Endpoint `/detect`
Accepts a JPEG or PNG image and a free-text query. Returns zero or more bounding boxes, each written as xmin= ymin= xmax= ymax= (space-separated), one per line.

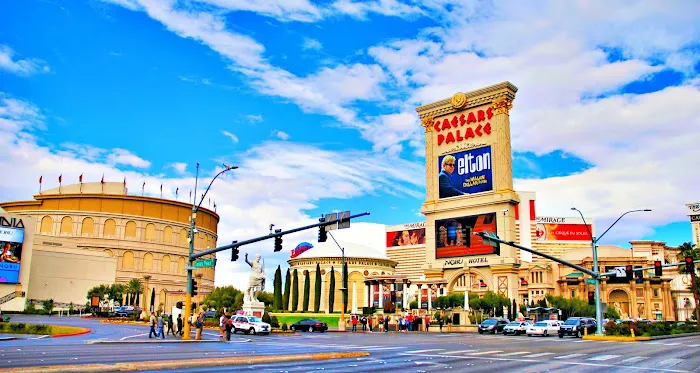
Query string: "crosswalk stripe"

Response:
xmin=657 ymin=358 xmax=684 ymax=367
xmin=572 ymin=340 xmax=591 ymax=343
xmin=412 ymin=349 xmax=445 ymax=353
xmin=470 ymin=350 xmax=503 ymax=356
xmin=588 ymin=355 xmax=621 ymax=361
xmin=663 ymin=343 xmax=681 ymax=346
xmin=500 ymin=351 xmax=530 ymax=356
xmin=439 ymin=350 xmax=478 ymax=355
xmin=621 ymin=356 xmax=649 ymax=364
xmin=554 ymin=353 xmax=585 ymax=359
xmin=528 ymin=352 xmax=554 ymax=358
xmin=688 ymin=344 xmax=700 ymax=347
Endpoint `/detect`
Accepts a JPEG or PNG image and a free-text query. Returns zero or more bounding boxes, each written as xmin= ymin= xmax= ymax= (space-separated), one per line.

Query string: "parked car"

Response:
xmin=231 ymin=315 xmax=270 ymax=335
xmin=114 ymin=306 xmax=136 ymax=317
xmin=526 ymin=320 xmax=561 ymax=337
xmin=203 ymin=310 xmax=216 ymax=318
xmin=559 ymin=317 xmax=596 ymax=338
xmin=290 ymin=319 xmax=329 ymax=333
xmin=503 ymin=321 xmax=532 ymax=335
xmin=478 ymin=318 xmax=510 ymax=334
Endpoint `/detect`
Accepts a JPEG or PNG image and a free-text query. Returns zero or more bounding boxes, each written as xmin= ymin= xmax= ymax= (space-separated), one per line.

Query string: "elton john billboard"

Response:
xmin=0 ymin=227 xmax=24 ymax=283
xmin=435 ymin=213 xmax=499 ymax=258
xmin=437 ymin=146 xmax=493 ymax=199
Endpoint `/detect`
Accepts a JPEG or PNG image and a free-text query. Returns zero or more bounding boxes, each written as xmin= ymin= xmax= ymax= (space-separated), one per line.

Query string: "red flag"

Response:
xmin=79 ymin=174 xmax=83 ymax=183
xmin=39 ymin=175 xmax=43 ymax=184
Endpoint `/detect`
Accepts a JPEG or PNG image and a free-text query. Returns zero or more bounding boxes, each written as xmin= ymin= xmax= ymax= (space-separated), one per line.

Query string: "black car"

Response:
xmin=114 ymin=306 xmax=137 ymax=317
xmin=478 ymin=318 xmax=509 ymax=334
xmin=203 ymin=310 xmax=216 ymax=318
xmin=559 ymin=317 xmax=596 ymax=338
xmin=290 ymin=319 xmax=328 ymax=332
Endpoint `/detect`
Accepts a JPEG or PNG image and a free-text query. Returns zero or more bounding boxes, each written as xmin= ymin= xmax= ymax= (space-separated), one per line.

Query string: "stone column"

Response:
xmin=490 ymin=96 xmax=514 ymax=191
xmin=352 ymin=282 xmax=358 ymax=314
xmin=464 ymin=290 xmax=470 ymax=310
xmin=369 ymin=282 xmax=375 ymax=308
xmin=428 ymin=286 xmax=433 ymax=310
xmin=630 ymin=281 xmax=639 ymax=319
xmin=417 ymin=285 xmax=422 ymax=309
xmin=378 ymin=282 xmax=384 ymax=308
xmin=644 ymin=279 xmax=652 ymax=320
xmin=364 ymin=282 xmax=369 ymax=309
xmin=421 ymin=117 xmax=436 ymax=201
xmin=143 ymin=275 xmax=151 ymax=312
xmin=403 ymin=282 xmax=409 ymax=310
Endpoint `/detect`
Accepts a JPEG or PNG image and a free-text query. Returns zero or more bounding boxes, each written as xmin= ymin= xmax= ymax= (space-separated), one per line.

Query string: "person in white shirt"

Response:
xmin=219 ymin=313 xmax=225 ymax=339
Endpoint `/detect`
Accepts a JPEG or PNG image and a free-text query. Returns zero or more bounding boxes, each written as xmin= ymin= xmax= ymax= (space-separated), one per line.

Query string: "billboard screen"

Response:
xmin=435 ymin=213 xmax=498 ymax=258
xmin=437 ymin=146 xmax=493 ymax=199
xmin=386 ymin=228 xmax=426 ymax=247
xmin=0 ymin=227 xmax=24 ymax=284
xmin=535 ymin=217 xmax=592 ymax=242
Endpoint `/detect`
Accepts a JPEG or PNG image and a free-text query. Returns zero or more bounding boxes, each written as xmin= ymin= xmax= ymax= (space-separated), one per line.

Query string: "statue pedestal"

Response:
xmin=242 ymin=300 xmax=265 ymax=318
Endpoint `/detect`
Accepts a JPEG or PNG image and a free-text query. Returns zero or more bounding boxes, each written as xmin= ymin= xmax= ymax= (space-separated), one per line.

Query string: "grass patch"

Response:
xmin=272 ymin=313 xmax=340 ymax=328
xmin=0 ymin=322 xmax=87 ymax=336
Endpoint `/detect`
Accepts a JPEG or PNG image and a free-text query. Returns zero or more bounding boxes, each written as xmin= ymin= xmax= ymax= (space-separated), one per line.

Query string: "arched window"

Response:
xmin=104 ymin=219 xmax=116 ymax=236
xmin=163 ymin=226 xmax=173 ymax=243
xmin=125 ymin=221 xmax=137 ymax=238
xmin=60 ymin=216 xmax=73 ymax=235
xmin=143 ymin=252 xmax=154 ymax=271
xmin=104 ymin=249 xmax=113 ymax=257
xmin=122 ymin=251 xmax=134 ymax=269
xmin=40 ymin=216 xmax=53 ymax=234
xmin=161 ymin=255 xmax=171 ymax=273
xmin=179 ymin=229 xmax=188 ymax=246
xmin=177 ymin=257 xmax=186 ymax=274
xmin=81 ymin=217 xmax=94 ymax=235
xmin=145 ymin=223 xmax=156 ymax=241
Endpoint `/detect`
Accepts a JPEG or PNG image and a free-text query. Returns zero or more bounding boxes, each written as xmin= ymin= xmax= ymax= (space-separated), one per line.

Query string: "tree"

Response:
xmin=512 ymin=299 xmax=518 ymax=318
xmin=291 ymin=269 xmax=299 ymax=312
xmin=126 ymin=278 xmax=143 ymax=306
xmin=303 ymin=270 xmax=310 ymax=312
xmin=42 ymin=298 xmax=54 ymax=315
xmin=314 ymin=264 xmax=321 ymax=313
xmin=283 ymin=269 xmax=291 ymax=311
xmin=273 ymin=265 xmax=282 ymax=310
xmin=677 ymin=242 xmax=700 ymax=272
xmin=329 ymin=266 xmax=336 ymax=312
xmin=109 ymin=283 xmax=126 ymax=304
xmin=201 ymin=286 xmax=244 ymax=313
xmin=507 ymin=299 xmax=513 ymax=320
xmin=342 ymin=262 xmax=349 ymax=313
xmin=86 ymin=284 xmax=111 ymax=303
xmin=257 ymin=291 xmax=274 ymax=307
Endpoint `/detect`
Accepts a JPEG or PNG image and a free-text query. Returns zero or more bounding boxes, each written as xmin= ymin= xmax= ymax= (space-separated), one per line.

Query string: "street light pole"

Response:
xmin=571 ymin=208 xmax=651 ymax=335
xmin=183 ymin=163 xmax=237 ymax=340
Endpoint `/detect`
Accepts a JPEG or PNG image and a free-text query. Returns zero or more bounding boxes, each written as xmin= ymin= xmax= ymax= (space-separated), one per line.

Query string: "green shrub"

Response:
xmin=281 ymin=322 xmax=288 ymax=331
xmin=270 ymin=316 xmax=280 ymax=328
xmin=262 ymin=311 xmax=271 ymax=324
xmin=604 ymin=320 xmax=620 ymax=336
xmin=10 ymin=323 xmax=25 ymax=332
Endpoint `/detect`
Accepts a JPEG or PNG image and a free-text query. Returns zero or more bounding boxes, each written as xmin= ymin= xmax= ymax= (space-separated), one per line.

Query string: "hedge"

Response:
xmin=0 ymin=322 xmax=85 ymax=335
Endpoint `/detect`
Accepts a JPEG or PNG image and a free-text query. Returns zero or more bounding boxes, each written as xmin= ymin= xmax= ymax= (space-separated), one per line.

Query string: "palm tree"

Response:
xmin=677 ymin=242 xmax=699 ymax=272
xmin=126 ymin=278 xmax=144 ymax=307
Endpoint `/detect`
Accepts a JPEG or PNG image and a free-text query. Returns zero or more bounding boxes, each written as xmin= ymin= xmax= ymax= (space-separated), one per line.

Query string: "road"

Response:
xmin=0 ymin=316 xmax=699 ymax=372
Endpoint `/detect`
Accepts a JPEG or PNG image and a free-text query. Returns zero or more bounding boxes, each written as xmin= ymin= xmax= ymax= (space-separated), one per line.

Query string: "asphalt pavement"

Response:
xmin=0 ymin=316 xmax=699 ymax=372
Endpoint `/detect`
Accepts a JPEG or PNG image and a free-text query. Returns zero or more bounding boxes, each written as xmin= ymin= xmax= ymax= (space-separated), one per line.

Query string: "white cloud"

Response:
xmin=275 ymin=131 xmax=289 ymax=140
xmin=331 ymin=0 xmax=424 ymax=20
xmin=301 ymin=37 xmax=322 ymax=51
xmin=168 ymin=162 xmax=187 ymax=174
xmin=106 ymin=148 xmax=151 ymax=168
xmin=246 ymin=114 xmax=263 ymax=123
xmin=222 ymin=130 xmax=239 ymax=143
xmin=0 ymin=45 xmax=50 ymax=76
xmin=194 ymin=0 xmax=323 ymax=22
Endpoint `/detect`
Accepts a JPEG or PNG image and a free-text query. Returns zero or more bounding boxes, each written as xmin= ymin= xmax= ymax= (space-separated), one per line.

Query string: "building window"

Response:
xmin=163 ymin=226 xmax=173 ymax=243
xmin=60 ymin=216 xmax=73 ymax=235
xmin=653 ymin=288 xmax=659 ymax=298
xmin=40 ymin=216 xmax=53 ymax=234
xmin=125 ymin=221 xmax=137 ymax=238
xmin=179 ymin=229 xmax=188 ymax=246
xmin=104 ymin=219 xmax=116 ymax=236
xmin=143 ymin=252 xmax=154 ymax=271
xmin=81 ymin=217 xmax=94 ymax=235
xmin=122 ymin=251 xmax=134 ymax=270
xmin=571 ymin=290 xmax=575 ymax=298
xmin=161 ymin=255 xmax=171 ymax=273
xmin=145 ymin=223 xmax=156 ymax=241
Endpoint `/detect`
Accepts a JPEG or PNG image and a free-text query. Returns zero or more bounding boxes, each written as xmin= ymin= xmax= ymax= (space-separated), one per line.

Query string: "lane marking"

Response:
xmin=663 ymin=343 xmax=681 ymax=346
xmin=588 ymin=355 xmax=621 ymax=361
xmin=620 ymin=356 xmax=649 ymax=364
xmin=656 ymin=359 xmax=684 ymax=367
xmin=500 ymin=352 xmax=530 ymax=356
xmin=527 ymin=352 xmax=554 ymax=358
xmin=411 ymin=349 xmax=445 ymax=353
xmin=554 ymin=353 xmax=586 ymax=359
xmin=368 ymin=347 xmax=402 ymax=351
xmin=120 ymin=333 xmax=148 ymax=341
xmin=438 ymin=350 xmax=478 ymax=355
xmin=470 ymin=350 xmax=503 ymax=356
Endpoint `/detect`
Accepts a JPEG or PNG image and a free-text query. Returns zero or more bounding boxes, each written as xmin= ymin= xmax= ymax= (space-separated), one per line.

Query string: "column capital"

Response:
xmin=421 ymin=116 xmax=434 ymax=132
xmin=491 ymin=96 xmax=513 ymax=115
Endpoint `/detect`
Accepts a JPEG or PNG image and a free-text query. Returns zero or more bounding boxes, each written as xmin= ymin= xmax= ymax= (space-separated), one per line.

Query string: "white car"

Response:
xmin=503 ymin=321 xmax=532 ymax=335
xmin=232 ymin=315 xmax=270 ymax=335
xmin=526 ymin=320 xmax=561 ymax=337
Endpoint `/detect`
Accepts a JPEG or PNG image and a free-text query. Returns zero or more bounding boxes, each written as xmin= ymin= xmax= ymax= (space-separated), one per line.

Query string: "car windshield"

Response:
xmin=506 ymin=322 xmax=520 ymax=326
xmin=534 ymin=322 xmax=547 ymax=327
xmin=483 ymin=319 xmax=497 ymax=325
xmin=564 ymin=319 xmax=580 ymax=325
xmin=248 ymin=317 xmax=262 ymax=322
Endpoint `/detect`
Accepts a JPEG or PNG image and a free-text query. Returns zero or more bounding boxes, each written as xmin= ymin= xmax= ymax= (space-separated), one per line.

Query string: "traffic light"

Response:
xmin=231 ymin=241 xmax=239 ymax=261
xmin=318 ymin=218 xmax=327 ymax=243
xmin=588 ymin=291 xmax=595 ymax=305
xmin=685 ymin=256 xmax=695 ymax=274
xmin=654 ymin=260 xmax=662 ymax=277
xmin=274 ymin=236 xmax=283 ymax=252
xmin=625 ymin=264 xmax=633 ymax=281
xmin=192 ymin=279 xmax=198 ymax=296
xmin=635 ymin=266 xmax=643 ymax=284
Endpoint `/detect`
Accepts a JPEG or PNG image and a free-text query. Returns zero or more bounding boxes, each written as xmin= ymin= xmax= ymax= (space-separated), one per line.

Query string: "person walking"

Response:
xmin=384 ymin=315 xmax=389 ymax=333
xmin=177 ymin=314 xmax=184 ymax=336
xmin=368 ymin=316 xmax=373 ymax=333
xmin=351 ymin=315 xmax=358 ymax=332
xmin=157 ymin=314 xmax=165 ymax=339
xmin=167 ymin=314 xmax=176 ymax=336
xmin=219 ymin=313 xmax=226 ymax=339
xmin=148 ymin=312 xmax=157 ymax=338
xmin=195 ymin=312 xmax=204 ymax=340
xmin=425 ymin=315 xmax=431 ymax=332
xmin=360 ymin=315 xmax=367 ymax=332
xmin=438 ymin=317 xmax=444 ymax=332
xmin=224 ymin=315 xmax=232 ymax=341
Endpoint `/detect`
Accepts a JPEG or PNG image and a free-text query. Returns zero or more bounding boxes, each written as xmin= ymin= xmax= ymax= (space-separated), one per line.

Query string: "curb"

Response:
xmin=53 ymin=328 xmax=91 ymax=338
xmin=583 ymin=335 xmax=650 ymax=342
xmin=0 ymin=336 xmax=18 ymax=341
xmin=87 ymin=339 xmax=224 ymax=344
xmin=648 ymin=332 xmax=700 ymax=340
xmin=3 ymin=351 xmax=371 ymax=372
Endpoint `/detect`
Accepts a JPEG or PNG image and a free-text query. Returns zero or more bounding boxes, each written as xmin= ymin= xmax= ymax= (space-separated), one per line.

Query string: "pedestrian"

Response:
xmin=351 ymin=315 xmax=358 ymax=332
xmin=384 ymin=315 xmax=389 ymax=333
xmin=177 ymin=314 xmax=184 ymax=336
xmin=398 ymin=316 xmax=403 ymax=332
xmin=219 ymin=312 xmax=226 ymax=339
xmin=406 ymin=313 xmax=413 ymax=332
xmin=425 ymin=315 xmax=431 ymax=332
xmin=438 ymin=317 xmax=444 ymax=332
xmin=195 ymin=312 xmax=204 ymax=340
xmin=360 ymin=315 xmax=367 ymax=332
xmin=167 ymin=314 xmax=176 ymax=336
xmin=225 ymin=315 xmax=233 ymax=341
xmin=368 ymin=316 xmax=373 ymax=333
xmin=157 ymin=314 xmax=165 ymax=339
xmin=149 ymin=312 xmax=157 ymax=338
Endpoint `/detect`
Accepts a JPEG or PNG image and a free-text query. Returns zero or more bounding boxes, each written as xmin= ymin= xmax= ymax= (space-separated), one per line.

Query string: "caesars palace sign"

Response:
xmin=432 ymin=106 xmax=494 ymax=146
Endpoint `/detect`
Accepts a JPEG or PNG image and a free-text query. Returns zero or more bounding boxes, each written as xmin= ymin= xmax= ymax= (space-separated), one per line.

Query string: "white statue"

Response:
xmin=245 ymin=253 xmax=265 ymax=303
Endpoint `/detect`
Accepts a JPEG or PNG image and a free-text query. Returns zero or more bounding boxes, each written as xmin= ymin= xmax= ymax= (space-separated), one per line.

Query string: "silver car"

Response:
xmin=503 ymin=321 xmax=532 ymax=335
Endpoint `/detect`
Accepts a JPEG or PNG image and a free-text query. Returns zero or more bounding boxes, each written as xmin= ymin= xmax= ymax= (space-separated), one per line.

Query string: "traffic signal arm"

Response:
xmin=599 ymin=259 xmax=700 ymax=278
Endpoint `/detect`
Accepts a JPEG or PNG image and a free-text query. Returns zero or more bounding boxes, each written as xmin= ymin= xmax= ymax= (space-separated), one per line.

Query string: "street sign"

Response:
xmin=324 ymin=213 xmax=338 ymax=231
xmin=193 ymin=258 xmax=216 ymax=268
xmin=585 ymin=278 xmax=596 ymax=285
xmin=614 ymin=266 xmax=626 ymax=278
xmin=338 ymin=211 xmax=350 ymax=229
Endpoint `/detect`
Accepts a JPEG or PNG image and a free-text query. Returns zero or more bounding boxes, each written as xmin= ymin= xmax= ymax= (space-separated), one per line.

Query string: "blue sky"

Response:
xmin=1 ymin=0 xmax=699 ymax=288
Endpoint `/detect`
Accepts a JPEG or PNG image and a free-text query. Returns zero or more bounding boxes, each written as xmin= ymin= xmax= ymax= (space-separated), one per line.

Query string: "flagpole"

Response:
xmin=39 ymin=176 xmax=42 ymax=195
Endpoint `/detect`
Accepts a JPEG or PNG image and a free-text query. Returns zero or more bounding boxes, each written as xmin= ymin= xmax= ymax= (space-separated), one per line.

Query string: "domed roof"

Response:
xmin=290 ymin=223 xmax=387 ymax=260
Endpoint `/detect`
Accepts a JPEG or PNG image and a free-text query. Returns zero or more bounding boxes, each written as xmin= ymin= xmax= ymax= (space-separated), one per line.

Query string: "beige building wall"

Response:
xmin=28 ymin=246 xmax=116 ymax=306
xmin=0 ymin=212 xmax=35 ymax=312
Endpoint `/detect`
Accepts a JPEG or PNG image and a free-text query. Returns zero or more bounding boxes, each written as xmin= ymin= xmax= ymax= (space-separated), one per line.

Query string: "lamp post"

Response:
xmin=571 ymin=207 xmax=651 ymax=335
xmin=183 ymin=163 xmax=237 ymax=340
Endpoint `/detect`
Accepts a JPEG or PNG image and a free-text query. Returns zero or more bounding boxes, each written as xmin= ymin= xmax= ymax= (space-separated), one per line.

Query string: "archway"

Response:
xmin=609 ymin=289 xmax=631 ymax=319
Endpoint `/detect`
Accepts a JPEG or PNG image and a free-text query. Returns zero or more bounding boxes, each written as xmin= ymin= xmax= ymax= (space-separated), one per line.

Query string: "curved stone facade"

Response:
xmin=0 ymin=182 xmax=219 ymax=310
